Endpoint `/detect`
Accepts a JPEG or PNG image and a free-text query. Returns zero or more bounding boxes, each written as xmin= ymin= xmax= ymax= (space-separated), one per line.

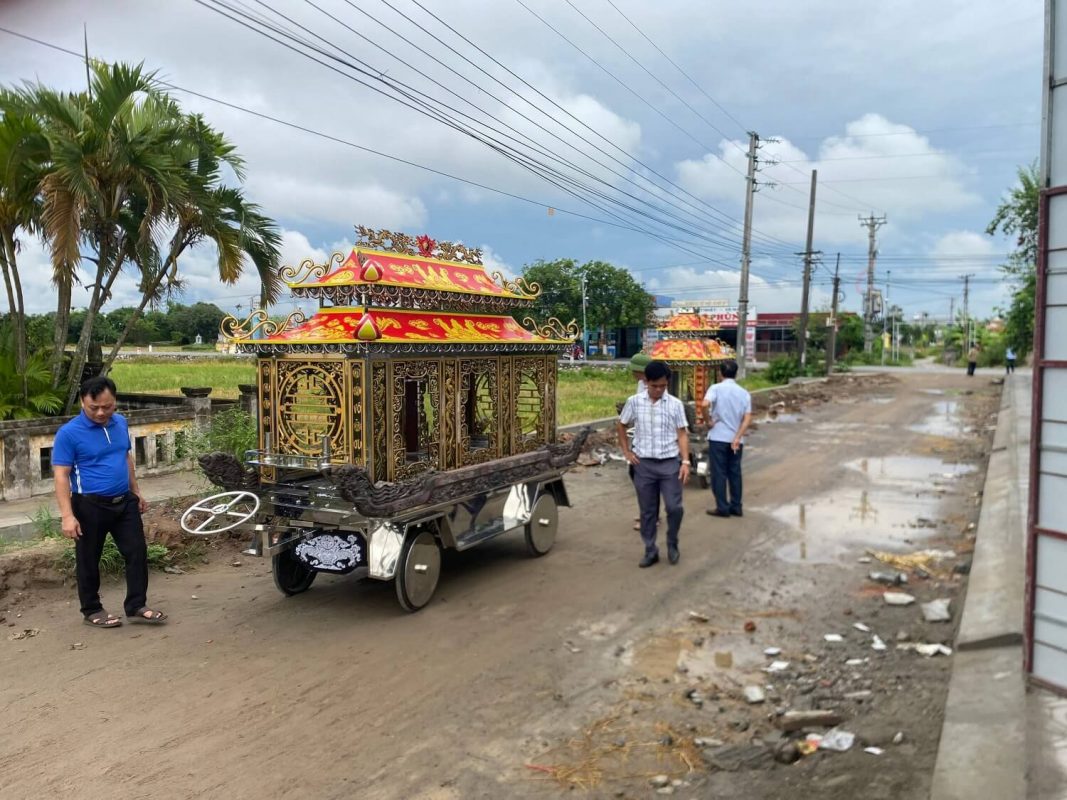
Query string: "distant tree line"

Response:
xmin=0 ymin=61 xmax=281 ymax=416
xmin=4 ymin=301 xmax=228 ymax=350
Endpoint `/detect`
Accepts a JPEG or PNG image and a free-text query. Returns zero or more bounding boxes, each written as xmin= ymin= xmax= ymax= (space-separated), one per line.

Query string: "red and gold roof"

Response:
xmin=649 ymin=338 xmax=734 ymax=364
xmin=657 ymin=312 xmax=720 ymax=335
xmin=227 ymin=307 xmax=574 ymax=352
xmin=285 ymin=248 xmax=538 ymax=312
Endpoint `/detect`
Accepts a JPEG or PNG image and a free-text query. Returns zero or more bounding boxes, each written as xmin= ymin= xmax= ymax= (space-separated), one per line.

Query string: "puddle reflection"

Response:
xmin=911 ymin=400 xmax=965 ymax=438
xmin=772 ymin=456 xmax=975 ymax=564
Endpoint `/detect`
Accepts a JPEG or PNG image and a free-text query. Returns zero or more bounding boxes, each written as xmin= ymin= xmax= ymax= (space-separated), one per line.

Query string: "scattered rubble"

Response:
xmin=743 ymin=686 xmax=766 ymax=704
xmin=778 ymin=710 xmax=846 ymax=732
xmin=921 ymin=598 xmax=952 ymax=623
xmin=819 ymin=729 xmax=856 ymax=752
xmin=883 ymin=591 xmax=916 ymax=606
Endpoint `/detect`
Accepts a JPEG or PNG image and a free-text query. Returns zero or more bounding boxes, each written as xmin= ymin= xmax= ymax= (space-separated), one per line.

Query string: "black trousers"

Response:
xmin=72 ymin=494 xmax=148 ymax=617
xmin=967 ymin=361 xmax=977 ymax=376
xmin=709 ymin=441 xmax=744 ymax=514
xmin=1006 ymin=359 xmax=1016 ymax=374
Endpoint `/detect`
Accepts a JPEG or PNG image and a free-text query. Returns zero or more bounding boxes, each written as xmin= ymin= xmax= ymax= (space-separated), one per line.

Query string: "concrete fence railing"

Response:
xmin=0 ymin=391 xmax=245 ymax=501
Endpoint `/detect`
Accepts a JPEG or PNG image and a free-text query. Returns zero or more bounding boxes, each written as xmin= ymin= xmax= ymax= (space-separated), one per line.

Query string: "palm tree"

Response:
xmin=102 ymin=114 xmax=282 ymax=369
xmin=29 ymin=62 xmax=190 ymax=411
xmin=0 ymin=89 xmax=48 ymax=387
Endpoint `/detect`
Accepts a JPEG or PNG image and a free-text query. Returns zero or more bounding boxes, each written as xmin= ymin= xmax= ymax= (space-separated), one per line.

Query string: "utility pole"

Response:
xmin=797 ymin=169 xmax=818 ymax=371
xmin=881 ymin=270 xmax=891 ymax=365
xmin=961 ymin=273 xmax=974 ymax=348
xmin=859 ymin=213 xmax=887 ymax=353
xmin=580 ymin=274 xmax=590 ymax=358
xmin=826 ymin=253 xmax=841 ymax=375
xmin=736 ymin=131 xmax=759 ymax=379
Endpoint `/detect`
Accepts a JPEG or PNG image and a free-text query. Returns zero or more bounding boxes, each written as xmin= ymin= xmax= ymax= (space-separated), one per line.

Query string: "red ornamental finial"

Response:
xmin=416 ymin=235 xmax=436 ymax=257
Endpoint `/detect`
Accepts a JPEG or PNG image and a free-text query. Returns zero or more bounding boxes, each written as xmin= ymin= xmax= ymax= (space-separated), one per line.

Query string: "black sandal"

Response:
xmin=128 ymin=607 xmax=168 ymax=625
xmin=83 ymin=610 xmax=122 ymax=628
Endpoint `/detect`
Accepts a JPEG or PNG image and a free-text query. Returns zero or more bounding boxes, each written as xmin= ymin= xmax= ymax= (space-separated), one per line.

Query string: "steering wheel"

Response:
xmin=180 ymin=491 xmax=261 ymax=535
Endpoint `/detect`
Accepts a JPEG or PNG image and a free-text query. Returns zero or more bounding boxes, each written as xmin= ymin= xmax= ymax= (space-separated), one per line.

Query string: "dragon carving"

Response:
xmin=328 ymin=429 xmax=589 ymax=517
xmin=198 ymin=452 xmax=261 ymax=492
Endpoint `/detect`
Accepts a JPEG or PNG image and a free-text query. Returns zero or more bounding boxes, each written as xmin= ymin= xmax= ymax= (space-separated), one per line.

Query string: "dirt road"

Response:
xmin=0 ymin=371 xmax=998 ymax=800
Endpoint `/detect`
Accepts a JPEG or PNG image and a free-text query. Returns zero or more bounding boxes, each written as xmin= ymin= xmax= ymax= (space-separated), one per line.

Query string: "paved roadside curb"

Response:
xmin=930 ymin=375 xmax=1029 ymax=800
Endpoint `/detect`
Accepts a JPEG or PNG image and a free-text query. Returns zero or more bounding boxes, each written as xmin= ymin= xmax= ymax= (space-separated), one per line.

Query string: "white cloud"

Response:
xmin=930 ymin=230 xmax=998 ymax=267
xmin=644 ymin=264 xmax=830 ymax=313
xmin=676 ymin=114 xmax=983 ymax=246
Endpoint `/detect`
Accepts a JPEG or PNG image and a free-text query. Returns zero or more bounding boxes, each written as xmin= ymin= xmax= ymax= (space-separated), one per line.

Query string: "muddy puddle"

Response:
xmin=630 ymin=632 xmax=765 ymax=681
xmin=758 ymin=412 xmax=802 ymax=424
xmin=910 ymin=400 xmax=967 ymax=438
xmin=771 ymin=455 xmax=976 ymax=564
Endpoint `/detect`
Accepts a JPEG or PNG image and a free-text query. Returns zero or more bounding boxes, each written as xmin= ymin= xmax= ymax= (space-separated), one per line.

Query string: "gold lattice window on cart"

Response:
xmin=274 ymin=360 xmax=348 ymax=459
xmin=390 ymin=360 xmax=441 ymax=480
xmin=459 ymin=358 xmax=498 ymax=464
xmin=513 ymin=357 xmax=547 ymax=452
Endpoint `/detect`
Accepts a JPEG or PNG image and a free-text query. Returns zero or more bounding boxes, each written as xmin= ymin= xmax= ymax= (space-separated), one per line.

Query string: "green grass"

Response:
xmin=739 ymin=374 xmax=781 ymax=392
xmin=110 ymin=358 xmax=255 ymax=399
xmin=558 ymin=366 xmax=636 ymax=425
xmin=112 ymin=358 xmax=781 ymax=425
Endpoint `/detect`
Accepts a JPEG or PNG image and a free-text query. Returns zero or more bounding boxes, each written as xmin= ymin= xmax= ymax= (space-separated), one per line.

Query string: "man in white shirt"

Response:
xmin=617 ymin=361 xmax=691 ymax=567
xmin=703 ymin=360 xmax=752 ymax=518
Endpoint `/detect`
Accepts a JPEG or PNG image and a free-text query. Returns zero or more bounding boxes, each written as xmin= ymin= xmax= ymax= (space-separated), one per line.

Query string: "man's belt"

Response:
xmin=76 ymin=492 xmax=131 ymax=505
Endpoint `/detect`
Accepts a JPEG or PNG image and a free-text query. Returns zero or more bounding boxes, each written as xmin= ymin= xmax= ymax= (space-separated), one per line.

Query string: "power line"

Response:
xmin=600 ymin=0 xmax=749 ymax=134
xmin=194 ymin=1 xmax=768 ymax=262
xmin=395 ymin=0 xmax=800 ymax=252
xmin=316 ymin=0 xmax=776 ymax=254
xmin=0 ymin=25 xmax=764 ymax=263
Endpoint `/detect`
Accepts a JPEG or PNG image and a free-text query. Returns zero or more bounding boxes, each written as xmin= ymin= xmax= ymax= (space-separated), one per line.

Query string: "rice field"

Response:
xmin=110 ymin=358 xmax=778 ymax=425
xmin=110 ymin=358 xmax=637 ymax=425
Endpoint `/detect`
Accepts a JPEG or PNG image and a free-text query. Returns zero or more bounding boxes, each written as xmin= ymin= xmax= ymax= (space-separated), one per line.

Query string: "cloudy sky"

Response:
xmin=0 ymin=0 xmax=1044 ymax=322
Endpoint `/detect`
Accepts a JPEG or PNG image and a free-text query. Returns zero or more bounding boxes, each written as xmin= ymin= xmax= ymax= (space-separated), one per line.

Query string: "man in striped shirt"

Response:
xmin=617 ymin=361 xmax=691 ymax=567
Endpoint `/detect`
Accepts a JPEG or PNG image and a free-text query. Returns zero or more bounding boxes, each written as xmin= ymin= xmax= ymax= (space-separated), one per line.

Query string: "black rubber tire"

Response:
xmin=272 ymin=549 xmax=317 ymax=596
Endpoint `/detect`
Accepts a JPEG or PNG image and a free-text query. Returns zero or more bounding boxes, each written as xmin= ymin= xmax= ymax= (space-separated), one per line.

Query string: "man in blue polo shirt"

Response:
xmin=52 ymin=376 xmax=167 ymax=628
xmin=703 ymin=360 xmax=752 ymax=518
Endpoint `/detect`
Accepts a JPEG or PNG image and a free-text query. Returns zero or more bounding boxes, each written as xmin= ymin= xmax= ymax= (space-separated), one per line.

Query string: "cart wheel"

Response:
xmin=524 ymin=492 xmax=558 ymax=557
xmin=698 ymin=474 xmax=709 ymax=490
xmin=395 ymin=528 xmax=442 ymax=613
xmin=272 ymin=549 xmax=317 ymax=596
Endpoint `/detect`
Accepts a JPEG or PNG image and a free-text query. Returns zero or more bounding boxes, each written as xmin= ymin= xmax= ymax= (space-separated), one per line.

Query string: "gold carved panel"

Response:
xmin=499 ymin=356 xmax=514 ymax=457
xmin=258 ymin=358 xmax=276 ymax=483
xmin=349 ymin=360 xmax=364 ymax=465
xmin=371 ymin=361 xmax=389 ymax=482
xmin=441 ymin=359 xmax=459 ymax=470
xmin=388 ymin=359 xmax=442 ymax=481
xmin=512 ymin=356 xmax=548 ymax=453
xmin=458 ymin=357 xmax=499 ymax=466
xmin=274 ymin=359 xmax=348 ymax=460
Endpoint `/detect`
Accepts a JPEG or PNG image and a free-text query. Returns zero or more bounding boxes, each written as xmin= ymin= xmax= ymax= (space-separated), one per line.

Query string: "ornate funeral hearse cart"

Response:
xmin=181 ymin=228 xmax=585 ymax=611
xmin=647 ymin=312 xmax=734 ymax=488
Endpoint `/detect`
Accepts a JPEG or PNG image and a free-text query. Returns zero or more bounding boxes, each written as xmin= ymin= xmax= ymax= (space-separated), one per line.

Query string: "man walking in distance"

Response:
xmin=704 ymin=360 xmax=752 ymax=518
xmin=966 ymin=343 xmax=980 ymax=377
xmin=1005 ymin=346 xmax=1016 ymax=374
xmin=53 ymin=377 xmax=167 ymax=628
xmin=617 ymin=360 xmax=690 ymax=567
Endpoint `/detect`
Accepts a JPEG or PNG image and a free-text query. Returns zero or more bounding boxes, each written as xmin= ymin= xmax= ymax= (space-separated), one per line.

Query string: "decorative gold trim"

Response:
xmin=221 ymin=309 xmax=308 ymax=341
xmin=521 ymin=316 xmax=580 ymax=341
xmin=355 ymin=225 xmax=484 ymax=266
xmin=492 ymin=271 xmax=541 ymax=299
xmin=279 ymin=251 xmax=344 ymax=285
